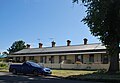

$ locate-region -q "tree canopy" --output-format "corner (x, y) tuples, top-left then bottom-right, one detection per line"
(7, 40), (26, 54)
(73, 0), (120, 72)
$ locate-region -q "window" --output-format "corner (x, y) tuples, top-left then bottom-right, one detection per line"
(75, 54), (83, 63)
(16, 57), (20, 62)
(23, 56), (26, 62)
(59, 55), (67, 63)
(51, 56), (54, 63)
(101, 54), (108, 64)
(89, 54), (94, 63)
(40, 56), (46, 63)
(29, 56), (34, 60)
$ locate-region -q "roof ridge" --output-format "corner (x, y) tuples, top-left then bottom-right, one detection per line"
(24, 43), (102, 49)
(13, 43), (105, 55)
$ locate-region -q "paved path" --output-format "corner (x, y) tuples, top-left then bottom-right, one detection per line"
(0, 72), (105, 83)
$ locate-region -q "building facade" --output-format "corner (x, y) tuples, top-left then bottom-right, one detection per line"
(9, 39), (110, 70)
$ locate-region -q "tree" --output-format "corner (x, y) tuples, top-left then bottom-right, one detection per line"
(73, 0), (120, 73)
(2, 52), (8, 55)
(7, 40), (26, 54)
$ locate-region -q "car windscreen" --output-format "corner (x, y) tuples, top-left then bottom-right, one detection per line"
(28, 62), (43, 68)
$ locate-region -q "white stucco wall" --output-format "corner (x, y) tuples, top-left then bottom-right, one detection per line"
(94, 54), (101, 63)
(66, 55), (75, 64)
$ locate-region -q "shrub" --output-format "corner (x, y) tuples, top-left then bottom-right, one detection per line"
(97, 69), (107, 74)
(0, 63), (8, 68)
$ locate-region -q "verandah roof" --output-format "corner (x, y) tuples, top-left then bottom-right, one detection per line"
(9, 43), (106, 57)
(9, 51), (106, 57)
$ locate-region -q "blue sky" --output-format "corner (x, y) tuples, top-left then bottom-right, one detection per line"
(0, 0), (100, 52)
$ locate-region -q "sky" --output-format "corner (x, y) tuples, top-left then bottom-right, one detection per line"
(0, 0), (100, 52)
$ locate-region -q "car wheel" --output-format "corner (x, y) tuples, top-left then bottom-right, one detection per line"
(12, 69), (17, 74)
(33, 70), (39, 76)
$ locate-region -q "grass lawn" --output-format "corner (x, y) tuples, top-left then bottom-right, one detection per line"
(1, 68), (120, 82)
(52, 69), (120, 82)
(52, 69), (96, 77)
(0, 69), (9, 72)
(0, 69), (96, 76)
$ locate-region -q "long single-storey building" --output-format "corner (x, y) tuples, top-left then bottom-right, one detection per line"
(9, 39), (111, 70)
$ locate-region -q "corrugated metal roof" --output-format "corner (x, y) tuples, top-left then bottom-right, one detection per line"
(13, 43), (106, 55)
(9, 51), (106, 57)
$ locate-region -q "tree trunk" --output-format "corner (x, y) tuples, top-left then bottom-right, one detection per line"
(108, 39), (119, 73)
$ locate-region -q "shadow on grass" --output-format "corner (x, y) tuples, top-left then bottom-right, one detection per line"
(64, 71), (120, 83)
(0, 73), (56, 83)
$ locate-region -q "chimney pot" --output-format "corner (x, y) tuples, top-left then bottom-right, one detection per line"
(67, 40), (71, 46)
(83, 38), (88, 45)
(51, 41), (56, 47)
(39, 43), (43, 48)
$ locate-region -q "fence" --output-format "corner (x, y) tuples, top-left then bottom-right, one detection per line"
(39, 63), (110, 70)
(1, 62), (120, 70)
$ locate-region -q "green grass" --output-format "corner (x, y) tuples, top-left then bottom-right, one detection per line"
(0, 69), (9, 72)
(1, 69), (120, 82)
(65, 72), (120, 82)
(52, 70), (96, 77)
(52, 69), (120, 82)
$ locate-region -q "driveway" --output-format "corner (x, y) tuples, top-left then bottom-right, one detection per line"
(0, 72), (105, 83)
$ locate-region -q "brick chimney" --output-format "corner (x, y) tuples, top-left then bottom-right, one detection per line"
(39, 43), (43, 48)
(83, 38), (88, 45)
(67, 40), (71, 46)
(51, 41), (56, 47)
(26, 44), (30, 48)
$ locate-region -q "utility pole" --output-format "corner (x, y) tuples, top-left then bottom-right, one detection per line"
(37, 38), (41, 43)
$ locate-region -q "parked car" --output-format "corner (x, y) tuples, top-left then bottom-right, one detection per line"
(9, 61), (52, 76)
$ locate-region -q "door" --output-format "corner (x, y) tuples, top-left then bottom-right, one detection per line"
(51, 56), (54, 63)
